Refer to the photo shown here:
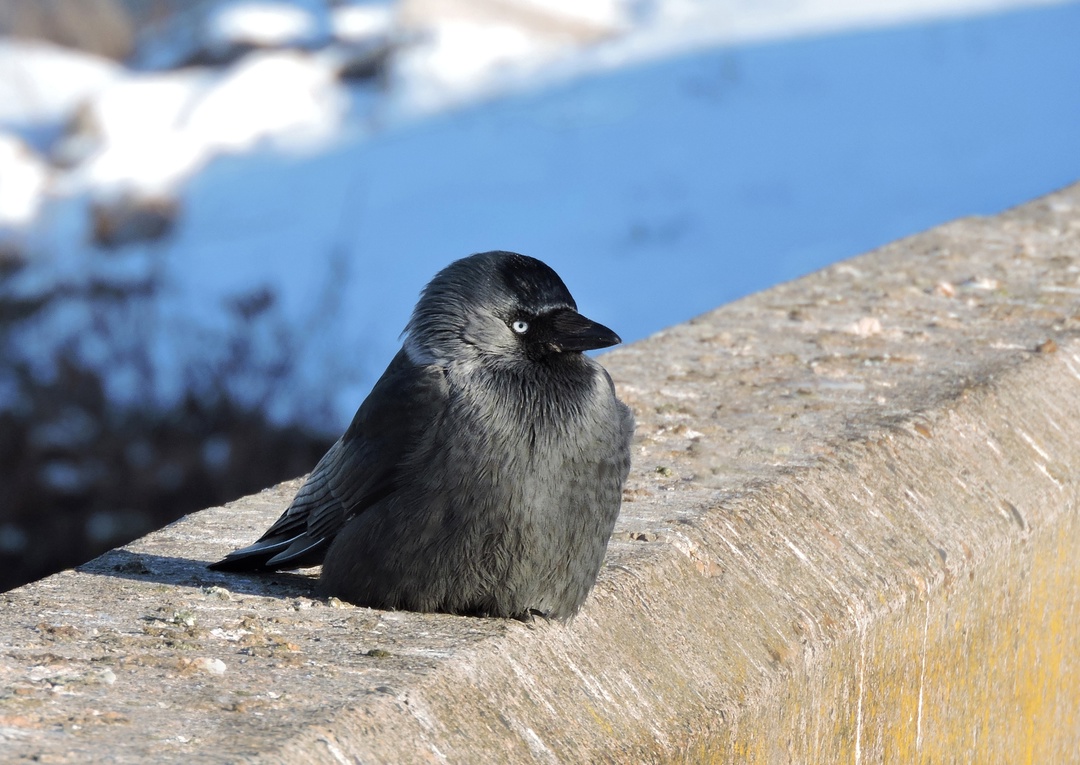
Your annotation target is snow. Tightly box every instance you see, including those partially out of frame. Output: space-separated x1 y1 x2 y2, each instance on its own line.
0 134 47 230
384 0 1076 118
332 3 396 42
514 0 625 27
204 0 331 55
391 19 569 115
0 41 121 151
1 0 1079 435
178 51 343 151
58 51 345 200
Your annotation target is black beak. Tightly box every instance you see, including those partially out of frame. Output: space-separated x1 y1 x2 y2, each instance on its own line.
548 308 622 352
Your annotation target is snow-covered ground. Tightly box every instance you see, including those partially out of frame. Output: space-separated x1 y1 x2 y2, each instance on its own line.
2 0 1079 435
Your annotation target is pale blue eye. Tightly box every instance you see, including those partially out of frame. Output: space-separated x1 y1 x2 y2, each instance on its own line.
511 320 529 334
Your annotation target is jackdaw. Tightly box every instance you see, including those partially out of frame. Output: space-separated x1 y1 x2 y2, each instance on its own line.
210 251 634 620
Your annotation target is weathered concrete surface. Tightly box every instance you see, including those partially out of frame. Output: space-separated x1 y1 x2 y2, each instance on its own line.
3 183 1080 763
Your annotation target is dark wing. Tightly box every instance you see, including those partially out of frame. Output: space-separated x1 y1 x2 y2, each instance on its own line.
209 349 448 571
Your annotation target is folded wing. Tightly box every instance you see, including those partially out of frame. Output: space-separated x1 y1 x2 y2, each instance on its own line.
209 350 448 571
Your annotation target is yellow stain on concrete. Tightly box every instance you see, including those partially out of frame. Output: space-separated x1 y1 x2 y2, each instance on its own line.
673 506 1080 763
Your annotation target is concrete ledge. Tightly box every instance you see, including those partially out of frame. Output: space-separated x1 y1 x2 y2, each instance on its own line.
3 184 1080 762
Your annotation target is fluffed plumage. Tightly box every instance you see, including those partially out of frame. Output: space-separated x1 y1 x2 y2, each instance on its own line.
210 251 634 620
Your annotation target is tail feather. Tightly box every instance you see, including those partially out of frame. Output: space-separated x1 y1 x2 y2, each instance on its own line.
208 537 298 571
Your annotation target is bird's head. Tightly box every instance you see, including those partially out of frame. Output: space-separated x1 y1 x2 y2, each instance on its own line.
404 251 621 366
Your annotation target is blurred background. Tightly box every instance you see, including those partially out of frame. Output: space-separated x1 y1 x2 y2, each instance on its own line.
1 0 1078 591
